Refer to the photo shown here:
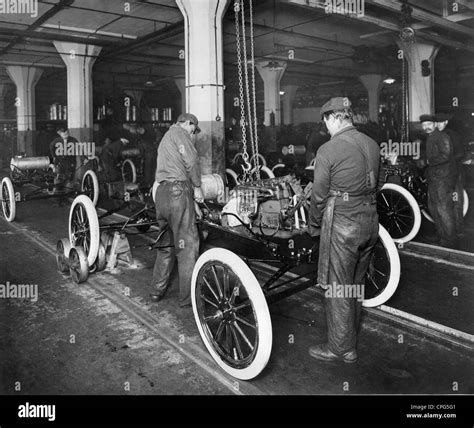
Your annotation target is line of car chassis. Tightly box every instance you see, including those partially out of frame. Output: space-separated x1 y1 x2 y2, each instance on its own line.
1 147 466 380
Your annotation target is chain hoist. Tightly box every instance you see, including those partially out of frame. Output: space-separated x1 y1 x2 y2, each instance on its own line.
234 0 251 181
234 0 260 182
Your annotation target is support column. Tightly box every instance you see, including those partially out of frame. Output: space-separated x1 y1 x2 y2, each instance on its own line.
281 84 298 125
359 74 384 123
6 66 43 155
256 61 287 127
174 78 186 116
176 0 230 176
53 42 102 142
397 41 439 123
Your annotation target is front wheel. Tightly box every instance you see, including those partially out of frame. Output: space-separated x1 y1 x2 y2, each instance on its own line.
191 248 272 380
1 176 16 222
363 224 401 308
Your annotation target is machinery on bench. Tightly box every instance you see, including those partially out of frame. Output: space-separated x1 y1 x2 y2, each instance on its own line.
1 155 99 222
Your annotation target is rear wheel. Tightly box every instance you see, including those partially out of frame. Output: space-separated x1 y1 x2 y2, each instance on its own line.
377 183 421 243
1 176 16 222
363 224 401 308
191 248 272 380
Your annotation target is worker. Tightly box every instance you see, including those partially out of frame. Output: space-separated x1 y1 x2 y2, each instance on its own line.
150 113 203 308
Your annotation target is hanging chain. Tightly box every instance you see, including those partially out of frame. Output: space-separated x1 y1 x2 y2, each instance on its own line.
401 46 407 143
234 0 250 180
249 0 260 178
239 0 256 179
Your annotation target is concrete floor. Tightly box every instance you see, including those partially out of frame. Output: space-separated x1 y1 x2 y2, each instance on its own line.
0 190 473 397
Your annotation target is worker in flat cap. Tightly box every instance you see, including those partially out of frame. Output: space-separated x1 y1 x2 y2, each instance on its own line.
308 97 380 364
150 113 203 307
420 113 458 247
436 113 466 235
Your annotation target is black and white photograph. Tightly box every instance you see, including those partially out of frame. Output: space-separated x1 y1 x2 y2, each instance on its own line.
0 0 473 425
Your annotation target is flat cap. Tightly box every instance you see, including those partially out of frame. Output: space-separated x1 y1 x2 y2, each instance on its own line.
320 97 352 117
435 112 451 122
177 113 201 133
419 114 436 123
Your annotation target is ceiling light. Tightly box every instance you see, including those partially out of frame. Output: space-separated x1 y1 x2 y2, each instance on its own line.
384 78 395 84
279 91 285 95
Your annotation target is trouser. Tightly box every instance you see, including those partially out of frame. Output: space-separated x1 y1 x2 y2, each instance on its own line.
151 181 199 306
427 177 457 247
143 155 156 187
453 168 464 234
323 208 379 355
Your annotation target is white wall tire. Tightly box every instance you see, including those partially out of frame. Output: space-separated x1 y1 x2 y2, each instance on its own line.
122 159 137 183
81 170 99 206
363 224 401 308
422 189 469 223
251 166 275 180
69 195 100 267
1 176 16 222
378 183 421 243
271 163 286 177
191 248 272 380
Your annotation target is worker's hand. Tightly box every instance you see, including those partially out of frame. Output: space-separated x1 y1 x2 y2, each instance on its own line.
194 186 204 203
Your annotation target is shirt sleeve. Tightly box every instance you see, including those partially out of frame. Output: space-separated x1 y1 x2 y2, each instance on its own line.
176 133 201 187
309 150 331 227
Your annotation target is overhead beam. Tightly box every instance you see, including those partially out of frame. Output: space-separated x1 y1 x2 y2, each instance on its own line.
366 0 474 38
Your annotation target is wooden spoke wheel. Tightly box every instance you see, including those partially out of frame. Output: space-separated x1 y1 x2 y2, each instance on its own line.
191 248 272 380
122 159 137 184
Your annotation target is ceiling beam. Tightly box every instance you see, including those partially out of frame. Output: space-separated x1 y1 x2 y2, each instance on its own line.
366 0 474 38
0 0 75 56
97 21 184 61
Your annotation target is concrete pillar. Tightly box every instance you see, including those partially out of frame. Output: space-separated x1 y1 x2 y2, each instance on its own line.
176 0 230 176
6 66 43 155
174 78 186 116
256 61 287 127
281 85 298 125
359 74 384 123
53 42 102 142
397 41 439 123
